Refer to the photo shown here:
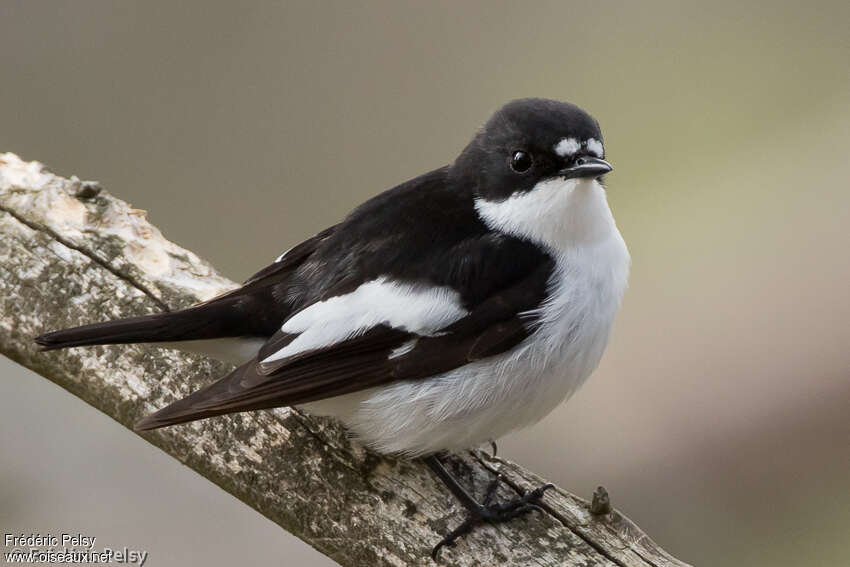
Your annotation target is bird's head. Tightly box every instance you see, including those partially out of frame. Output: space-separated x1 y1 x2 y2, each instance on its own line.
454 98 610 200
454 98 616 248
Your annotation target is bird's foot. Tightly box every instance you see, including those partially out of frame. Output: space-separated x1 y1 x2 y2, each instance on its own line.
431 477 554 560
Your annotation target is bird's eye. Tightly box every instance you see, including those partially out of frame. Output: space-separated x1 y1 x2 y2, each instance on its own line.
510 150 533 173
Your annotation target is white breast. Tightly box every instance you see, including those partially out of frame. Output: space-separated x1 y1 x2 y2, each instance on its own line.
305 178 630 456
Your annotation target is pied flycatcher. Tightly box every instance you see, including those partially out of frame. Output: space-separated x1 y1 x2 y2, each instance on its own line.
37 98 630 557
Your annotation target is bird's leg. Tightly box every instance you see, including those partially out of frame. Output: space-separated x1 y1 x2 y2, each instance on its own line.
424 454 554 560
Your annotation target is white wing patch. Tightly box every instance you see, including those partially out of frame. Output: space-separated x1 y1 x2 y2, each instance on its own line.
388 338 419 359
261 277 468 363
554 137 581 157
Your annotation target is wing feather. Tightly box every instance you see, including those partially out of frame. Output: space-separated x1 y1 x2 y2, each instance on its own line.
134 259 552 431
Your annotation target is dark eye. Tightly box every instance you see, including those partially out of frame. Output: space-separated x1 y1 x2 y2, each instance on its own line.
510 150 533 173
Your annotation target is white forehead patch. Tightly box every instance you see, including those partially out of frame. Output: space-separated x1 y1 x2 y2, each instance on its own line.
555 137 604 158
554 137 581 157
586 138 604 158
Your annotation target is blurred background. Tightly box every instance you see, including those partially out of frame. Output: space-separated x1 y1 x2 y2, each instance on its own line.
1 1 848 565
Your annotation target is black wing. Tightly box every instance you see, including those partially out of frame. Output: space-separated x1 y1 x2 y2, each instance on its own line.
134 242 554 431
133 166 556 430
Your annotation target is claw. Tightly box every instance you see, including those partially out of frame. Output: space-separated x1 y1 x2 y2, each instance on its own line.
430 481 554 561
527 482 555 500
431 516 475 560
424 455 554 561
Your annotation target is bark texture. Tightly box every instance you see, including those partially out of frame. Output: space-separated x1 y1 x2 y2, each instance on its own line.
0 152 692 567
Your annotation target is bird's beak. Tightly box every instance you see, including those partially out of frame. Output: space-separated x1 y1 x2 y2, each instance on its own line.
558 156 613 179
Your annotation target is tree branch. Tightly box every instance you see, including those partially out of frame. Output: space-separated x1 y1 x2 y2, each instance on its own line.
0 152 691 567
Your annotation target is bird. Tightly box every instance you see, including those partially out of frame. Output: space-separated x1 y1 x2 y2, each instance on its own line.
35 98 630 558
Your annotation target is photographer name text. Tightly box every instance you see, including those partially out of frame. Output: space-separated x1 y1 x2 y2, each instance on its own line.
4 533 148 565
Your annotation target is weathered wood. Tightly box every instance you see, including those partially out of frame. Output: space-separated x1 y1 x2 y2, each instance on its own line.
0 152 691 567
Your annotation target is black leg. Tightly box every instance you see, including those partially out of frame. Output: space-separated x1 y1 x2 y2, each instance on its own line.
424 454 481 511
424 454 554 560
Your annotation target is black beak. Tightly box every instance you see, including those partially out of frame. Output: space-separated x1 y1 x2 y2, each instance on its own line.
557 156 613 179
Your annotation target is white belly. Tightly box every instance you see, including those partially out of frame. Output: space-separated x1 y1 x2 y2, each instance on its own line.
304 229 630 456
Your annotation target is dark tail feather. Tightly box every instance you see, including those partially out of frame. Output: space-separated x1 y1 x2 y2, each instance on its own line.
35 298 243 351
36 313 177 351
134 359 273 431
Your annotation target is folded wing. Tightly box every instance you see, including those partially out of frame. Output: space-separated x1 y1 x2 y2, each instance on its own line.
135 257 553 431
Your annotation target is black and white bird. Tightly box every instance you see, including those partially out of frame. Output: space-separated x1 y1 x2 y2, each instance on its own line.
36 98 629 556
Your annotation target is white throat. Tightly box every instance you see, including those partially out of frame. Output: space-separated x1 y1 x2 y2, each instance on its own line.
474 178 618 251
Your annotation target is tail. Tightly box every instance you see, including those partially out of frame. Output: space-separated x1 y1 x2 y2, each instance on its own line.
133 358 266 431
35 298 246 351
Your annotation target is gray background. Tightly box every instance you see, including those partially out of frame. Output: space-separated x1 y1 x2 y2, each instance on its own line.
2 1 849 566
